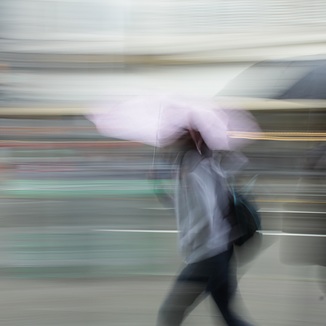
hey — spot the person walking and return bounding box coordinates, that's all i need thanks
[157,131,252,326]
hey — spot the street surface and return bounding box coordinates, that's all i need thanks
[1,241,325,326]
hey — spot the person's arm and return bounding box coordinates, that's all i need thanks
[148,168,174,208]
[182,171,214,250]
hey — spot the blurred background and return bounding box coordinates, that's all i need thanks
[0,1,325,325]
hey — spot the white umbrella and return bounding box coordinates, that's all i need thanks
[87,94,260,151]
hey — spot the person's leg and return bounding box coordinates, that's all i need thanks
[208,249,252,326]
[211,279,250,326]
[157,280,206,326]
[157,263,208,326]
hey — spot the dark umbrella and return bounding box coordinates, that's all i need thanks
[218,58,326,269]
[278,61,326,99]
[218,58,326,100]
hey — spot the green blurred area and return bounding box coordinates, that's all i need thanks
[1,179,173,198]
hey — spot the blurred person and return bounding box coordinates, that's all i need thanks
[280,142,326,295]
[157,131,252,326]
[304,143,326,188]
[304,143,326,171]
[148,155,175,208]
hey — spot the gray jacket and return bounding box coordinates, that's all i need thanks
[175,150,232,264]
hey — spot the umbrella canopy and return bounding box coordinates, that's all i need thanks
[87,94,260,151]
[278,62,326,99]
[218,58,326,100]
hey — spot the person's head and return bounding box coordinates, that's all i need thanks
[168,129,210,155]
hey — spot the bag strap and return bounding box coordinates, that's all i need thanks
[229,174,259,195]
[241,174,258,194]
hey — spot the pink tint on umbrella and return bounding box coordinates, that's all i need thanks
[189,108,229,150]
[87,94,260,150]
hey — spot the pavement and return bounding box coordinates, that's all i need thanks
[0,177,324,325]
[1,239,325,326]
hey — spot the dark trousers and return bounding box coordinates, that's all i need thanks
[157,248,250,326]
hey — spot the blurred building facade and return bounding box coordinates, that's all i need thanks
[1,0,326,56]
